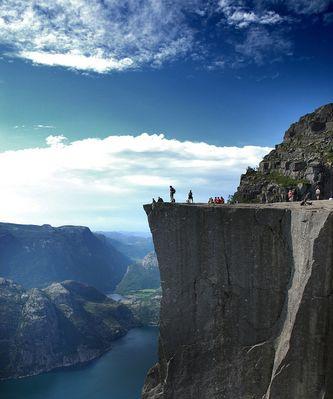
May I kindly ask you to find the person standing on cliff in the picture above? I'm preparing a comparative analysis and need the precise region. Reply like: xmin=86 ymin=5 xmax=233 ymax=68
xmin=170 ymin=186 xmax=176 ymax=203
xmin=188 ymin=190 xmax=193 ymax=203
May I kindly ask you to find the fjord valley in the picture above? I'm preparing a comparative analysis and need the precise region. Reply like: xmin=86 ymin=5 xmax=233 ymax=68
xmin=1 ymin=0 xmax=332 ymax=397
xmin=0 ymin=223 xmax=159 ymax=386
xmin=0 ymin=278 xmax=136 ymax=380
xmin=115 ymin=252 xmax=161 ymax=327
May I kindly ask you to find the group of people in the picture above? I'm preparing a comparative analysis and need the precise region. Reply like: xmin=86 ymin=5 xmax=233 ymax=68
xmin=152 ymin=186 xmax=194 ymax=204
xmin=208 ymin=196 xmax=225 ymax=205
xmin=288 ymin=185 xmax=321 ymax=203
xmin=152 ymin=186 xmax=229 ymax=206
xmin=170 ymin=186 xmax=194 ymax=203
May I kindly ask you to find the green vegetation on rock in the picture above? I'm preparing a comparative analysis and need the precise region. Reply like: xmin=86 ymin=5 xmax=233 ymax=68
xmin=0 ymin=278 xmax=137 ymax=380
xmin=265 ymin=171 xmax=310 ymax=188
xmin=121 ymin=289 xmax=161 ymax=327
xmin=116 ymin=252 xmax=160 ymax=295
xmin=115 ymin=253 xmax=161 ymax=326
xmin=235 ymin=103 xmax=333 ymax=203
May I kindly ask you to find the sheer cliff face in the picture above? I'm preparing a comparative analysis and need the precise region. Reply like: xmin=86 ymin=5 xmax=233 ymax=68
xmin=143 ymin=203 xmax=333 ymax=399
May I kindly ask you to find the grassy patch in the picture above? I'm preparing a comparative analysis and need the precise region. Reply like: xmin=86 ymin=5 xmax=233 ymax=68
xmin=324 ymin=149 xmax=333 ymax=164
xmin=127 ymin=288 xmax=160 ymax=300
xmin=266 ymin=172 xmax=309 ymax=188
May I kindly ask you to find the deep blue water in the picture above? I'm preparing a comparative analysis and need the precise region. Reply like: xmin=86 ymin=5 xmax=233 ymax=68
xmin=0 ymin=327 xmax=158 ymax=399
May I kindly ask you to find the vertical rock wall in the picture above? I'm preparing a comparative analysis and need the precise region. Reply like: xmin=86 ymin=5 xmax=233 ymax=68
xmin=142 ymin=203 xmax=333 ymax=399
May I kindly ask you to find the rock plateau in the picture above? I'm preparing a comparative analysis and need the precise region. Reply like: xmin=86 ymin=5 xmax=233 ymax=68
xmin=142 ymin=201 xmax=333 ymax=399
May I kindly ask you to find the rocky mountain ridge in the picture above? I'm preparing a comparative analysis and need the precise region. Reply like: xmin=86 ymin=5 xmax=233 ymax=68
xmin=235 ymin=103 xmax=333 ymax=203
xmin=0 ymin=278 xmax=136 ymax=380
xmin=0 ymin=222 xmax=130 ymax=292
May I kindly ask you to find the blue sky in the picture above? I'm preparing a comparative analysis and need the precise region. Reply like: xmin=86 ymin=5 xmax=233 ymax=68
xmin=0 ymin=0 xmax=332 ymax=230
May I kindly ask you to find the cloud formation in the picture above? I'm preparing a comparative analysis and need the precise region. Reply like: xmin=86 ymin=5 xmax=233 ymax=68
xmin=0 ymin=133 xmax=271 ymax=230
xmin=235 ymin=27 xmax=293 ymax=65
xmin=0 ymin=0 xmax=194 ymax=73
xmin=0 ymin=0 xmax=331 ymax=72
xmin=218 ymin=0 xmax=284 ymax=28
xmin=286 ymin=0 xmax=332 ymax=14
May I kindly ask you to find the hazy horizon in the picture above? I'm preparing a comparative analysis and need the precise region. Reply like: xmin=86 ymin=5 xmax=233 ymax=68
xmin=0 ymin=0 xmax=332 ymax=230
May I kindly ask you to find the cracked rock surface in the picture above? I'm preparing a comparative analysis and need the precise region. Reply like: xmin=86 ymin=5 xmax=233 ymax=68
xmin=142 ymin=201 xmax=333 ymax=399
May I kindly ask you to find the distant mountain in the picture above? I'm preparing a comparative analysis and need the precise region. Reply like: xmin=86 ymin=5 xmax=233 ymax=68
xmin=0 ymin=222 xmax=130 ymax=293
xmin=114 ymin=253 xmax=161 ymax=326
xmin=97 ymin=231 xmax=154 ymax=261
xmin=115 ymin=252 xmax=160 ymax=294
xmin=120 ymin=288 xmax=161 ymax=327
xmin=0 ymin=278 xmax=137 ymax=380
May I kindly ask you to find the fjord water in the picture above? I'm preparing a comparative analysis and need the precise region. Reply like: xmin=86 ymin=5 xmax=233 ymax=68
xmin=0 ymin=327 xmax=158 ymax=399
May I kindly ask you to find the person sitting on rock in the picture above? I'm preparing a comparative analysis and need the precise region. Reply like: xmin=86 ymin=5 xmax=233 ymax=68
xmin=208 ymin=197 xmax=214 ymax=205
xmin=188 ymin=190 xmax=193 ymax=203
xmin=220 ymin=196 xmax=225 ymax=204
xmin=315 ymin=186 xmax=321 ymax=200
xmin=157 ymin=197 xmax=164 ymax=203
xmin=170 ymin=186 xmax=176 ymax=203
xmin=300 ymin=193 xmax=312 ymax=206
xmin=288 ymin=189 xmax=294 ymax=202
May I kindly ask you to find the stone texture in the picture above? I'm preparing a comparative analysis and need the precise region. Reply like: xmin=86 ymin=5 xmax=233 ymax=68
xmin=142 ymin=202 xmax=333 ymax=399
xmin=0 ymin=279 xmax=136 ymax=380
xmin=235 ymin=103 xmax=333 ymax=203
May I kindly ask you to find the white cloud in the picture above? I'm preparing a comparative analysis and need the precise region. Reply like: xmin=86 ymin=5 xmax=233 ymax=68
xmin=286 ymin=0 xmax=332 ymax=14
xmin=34 ymin=124 xmax=56 ymax=129
xmin=45 ymin=134 xmax=67 ymax=147
xmin=218 ymin=1 xmax=284 ymax=28
xmin=0 ymin=133 xmax=271 ymax=230
xmin=0 ymin=0 xmax=196 ymax=73
xmin=21 ymin=51 xmax=134 ymax=73
xmin=0 ymin=0 xmax=318 ymax=73
xmin=235 ymin=27 xmax=293 ymax=65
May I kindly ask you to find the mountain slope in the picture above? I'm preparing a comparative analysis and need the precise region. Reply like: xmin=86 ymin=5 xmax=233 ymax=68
xmin=0 ymin=278 xmax=136 ymax=380
xmin=0 ymin=222 xmax=130 ymax=293
xmin=234 ymin=103 xmax=333 ymax=203
xmin=116 ymin=252 xmax=160 ymax=294
xmin=97 ymin=231 xmax=154 ymax=261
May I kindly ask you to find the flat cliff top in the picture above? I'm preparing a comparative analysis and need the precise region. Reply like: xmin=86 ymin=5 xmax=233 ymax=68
xmin=144 ymin=200 xmax=333 ymax=212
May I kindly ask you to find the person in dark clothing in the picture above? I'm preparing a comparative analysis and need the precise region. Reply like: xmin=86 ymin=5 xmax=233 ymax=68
xmin=188 ymin=190 xmax=193 ymax=203
xmin=300 ymin=193 xmax=312 ymax=206
xmin=157 ymin=197 xmax=164 ymax=203
xmin=170 ymin=186 xmax=176 ymax=202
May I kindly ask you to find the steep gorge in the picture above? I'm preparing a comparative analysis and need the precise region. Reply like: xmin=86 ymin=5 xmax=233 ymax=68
xmin=142 ymin=202 xmax=333 ymax=399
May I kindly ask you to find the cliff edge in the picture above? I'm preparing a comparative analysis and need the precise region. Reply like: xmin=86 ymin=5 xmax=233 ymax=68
xmin=142 ymin=202 xmax=333 ymax=399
